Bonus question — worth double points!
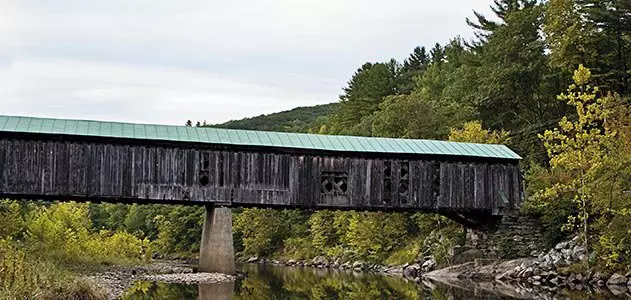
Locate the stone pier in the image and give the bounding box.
[452,212,546,264]
[199,206,236,275]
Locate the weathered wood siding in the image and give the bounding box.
[0,138,521,213]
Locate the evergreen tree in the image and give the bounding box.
[331,62,397,134]
[398,46,430,94]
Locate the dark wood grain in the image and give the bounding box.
[0,138,521,215]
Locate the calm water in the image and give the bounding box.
[121,263,628,300]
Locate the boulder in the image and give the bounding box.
[388,266,404,275]
[452,249,484,265]
[607,273,627,286]
[403,264,420,278]
[312,256,327,266]
[421,257,437,272]
[246,256,259,263]
[555,241,569,250]
[352,261,364,270]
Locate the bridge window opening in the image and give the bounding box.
[383,178,392,204]
[199,152,210,186]
[321,177,333,193]
[432,162,440,199]
[383,161,393,205]
[320,172,348,196]
[399,162,410,205]
[383,161,391,177]
[400,163,409,179]
[335,176,348,193]
[199,174,209,186]
[200,152,210,171]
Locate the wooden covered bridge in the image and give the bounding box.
[0,115,522,274]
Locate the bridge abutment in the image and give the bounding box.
[199,206,236,275]
[453,211,546,263]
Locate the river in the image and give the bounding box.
[120,263,630,299]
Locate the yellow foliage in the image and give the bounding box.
[448,121,510,144]
[531,65,631,270]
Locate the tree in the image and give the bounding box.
[331,62,398,134]
[448,121,510,144]
[535,65,621,267]
[544,0,600,72]
[577,0,631,94]
[398,46,430,94]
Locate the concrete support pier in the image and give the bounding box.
[199,206,236,275]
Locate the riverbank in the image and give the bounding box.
[237,255,436,281]
[241,236,631,299]
[78,260,235,300]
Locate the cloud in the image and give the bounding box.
[1,0,494,125]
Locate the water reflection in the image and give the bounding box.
[198,282,234,300]
[122,263,630,299]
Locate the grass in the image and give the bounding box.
[0,241,107,300]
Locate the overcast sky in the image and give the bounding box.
[0,0,493,125]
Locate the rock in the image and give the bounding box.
[246,256,259,263]
[143,272,235,285]
[523,267,534,278]
[352,261,364,270]
[571,245,586,261]
[388,266,404,275]
[607,273,627,286]
[561,249,572,260]
[312,256,327,266]
[287,259,296,265]
[403,264,420,278]
[609,285,627,296]
[421,258,436,272]
[597,280,605,286]
[452,249,484,265]
[555,241,569,250]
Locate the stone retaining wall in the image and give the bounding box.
[460,211,546,260]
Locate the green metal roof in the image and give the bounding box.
[0,115,521,160]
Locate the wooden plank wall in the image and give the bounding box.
[0,139,522,214]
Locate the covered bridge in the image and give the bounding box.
[0,115,522,224]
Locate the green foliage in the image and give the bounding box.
[0,200,26,239]
[153,206,203,256]
[384,237,423,265]
[0,239,106,300]
[25,202,151,264]
[233,208,291,257]
[413,214,464,266]
[527,65,631,271]
[308,210,341,253]
[212,103,339,133]
[330,61,399,135]
[342,212,411,262]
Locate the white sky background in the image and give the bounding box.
[0,0,493,125]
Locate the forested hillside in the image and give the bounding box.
[1,1,630,297]
[209,103,337,133]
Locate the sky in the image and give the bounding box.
[0,0,494,125]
